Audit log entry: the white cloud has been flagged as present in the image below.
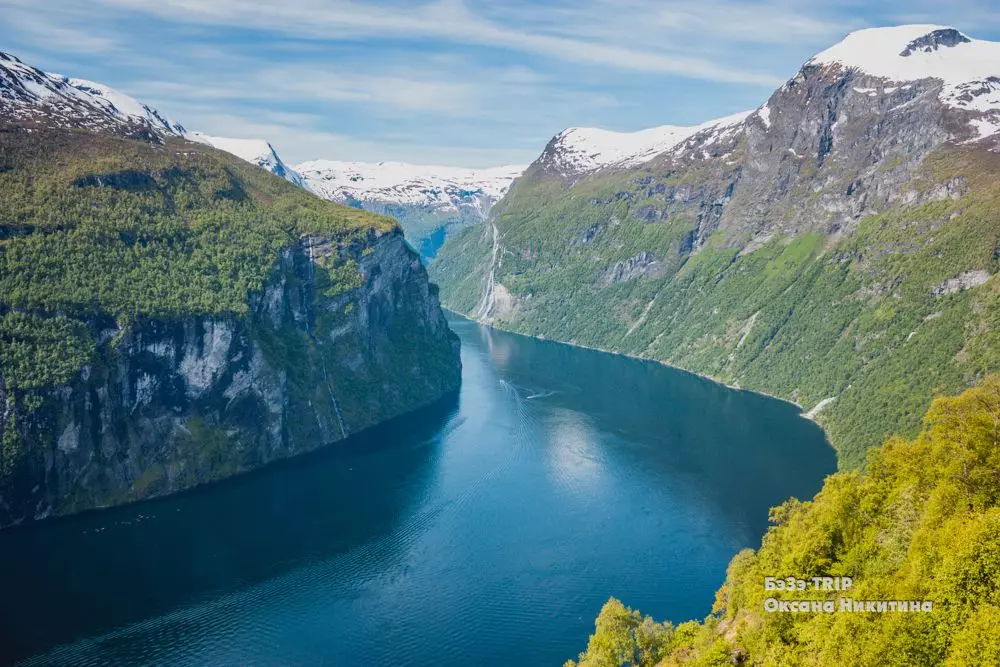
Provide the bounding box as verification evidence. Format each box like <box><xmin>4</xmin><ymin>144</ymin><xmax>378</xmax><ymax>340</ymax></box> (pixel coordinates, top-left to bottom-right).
<box><xmin>4</xmin><ymin>6</ymin><xmax>120</xmax><ymax>54</ymax></box>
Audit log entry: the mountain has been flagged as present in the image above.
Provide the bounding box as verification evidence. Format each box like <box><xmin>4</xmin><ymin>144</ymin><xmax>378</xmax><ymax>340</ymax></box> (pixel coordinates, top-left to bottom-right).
<box><xmin>0</xmin><ymin>51</ymin><xmax>186</xmax><ymax>137</ymax></box>
<box><xmin>430</xmin><ymin>25</ymin><xmax>1000</xmax><ymax>467</ymax></box>
<box><xmin>297</xmin><ymin>160</ymin><xmax>525</xmax><ymax>260</ymax></box>
<box><xmin>189</xmin><ymin>132</ymin><xmax>305</xmax><ymax>186</ymax></box>
<box><xmin>1</xmin><ymin>50</ymin><xmax>308</xmax><ymax>188</ymax></box>
<box><xmin>0</xmin><ymin>51</ymin><xmax>461</xmax><ymax>528</ymax></box>
<box><xmin>539</xmin><ymin>110</ymin><xmax>752</xmax><ymax>176</ymax></box>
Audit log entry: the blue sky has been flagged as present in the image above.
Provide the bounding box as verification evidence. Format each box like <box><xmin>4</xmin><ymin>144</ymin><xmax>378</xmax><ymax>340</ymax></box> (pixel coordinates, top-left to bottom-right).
<box><xmin>3</xmin><ymin>0</ymin><xmax>1000</xmax><ymax>167</ymax></box>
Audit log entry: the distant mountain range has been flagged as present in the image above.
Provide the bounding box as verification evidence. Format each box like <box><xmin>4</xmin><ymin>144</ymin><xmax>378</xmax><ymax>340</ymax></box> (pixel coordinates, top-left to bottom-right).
<box><xmin>296</xmin><ymin>160</ymin><xmax>525</xmax><ymax>259</ymax></box>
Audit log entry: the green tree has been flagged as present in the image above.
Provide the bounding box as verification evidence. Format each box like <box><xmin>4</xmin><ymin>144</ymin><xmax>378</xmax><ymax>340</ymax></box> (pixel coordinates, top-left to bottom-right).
<box><xmin>567</xmin><ymin>598</ymin><xmax>674</xmax><ymax>667</ymax></box>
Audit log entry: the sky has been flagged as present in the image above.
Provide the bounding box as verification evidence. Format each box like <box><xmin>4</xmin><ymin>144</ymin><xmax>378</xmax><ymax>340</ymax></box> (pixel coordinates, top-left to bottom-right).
<box><xmin>2</xmin><ymin>0</ymin><xmax>1000</xmax><ymax>168</ymax></box>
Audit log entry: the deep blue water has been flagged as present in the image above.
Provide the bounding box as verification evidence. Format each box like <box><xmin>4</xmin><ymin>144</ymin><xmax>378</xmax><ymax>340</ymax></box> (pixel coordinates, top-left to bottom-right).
<box><xmin>0</xmin><ymin>315</ymin><xmax>834</xmax><ymax>666</ymax></box>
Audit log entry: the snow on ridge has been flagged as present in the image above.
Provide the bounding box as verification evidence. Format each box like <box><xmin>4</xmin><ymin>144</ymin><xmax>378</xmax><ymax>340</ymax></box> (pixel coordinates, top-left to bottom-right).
<box><xmin>0</xmin><ymin>50</ymin><xmax>186</xmax><ymax>136</ymax></box>
<box><xmin>69</xmin><ymin>78</ymin><xmax>186</xmax><ymax>135</ymax></box>
<box><xmin>549</xmin><ymin>110</ymin><xmax>754</xmax><ymax>174</ymax></box>
<box><xmin>190</xmin><ymin>132</ymin><xmax>304</xmax><ymax>186</ymax></box>
<box><xmin>809</xmin><ymin>25</ymin><xmax>1000</xmax><ymax>138</ymax></box>
<box><xmin>295</xmin><ymin>160</ymin><xmax>526</xmax><ymax>209</ymax></box>
<box><xmin>807</xmin><ymin>25</ymin><xmax>992</xmax><ymax>84</ymax></box>
<box><xmin>189</xmin><ymin>133</ymin><xmax>274</xmax><ymax>162</ymax></box>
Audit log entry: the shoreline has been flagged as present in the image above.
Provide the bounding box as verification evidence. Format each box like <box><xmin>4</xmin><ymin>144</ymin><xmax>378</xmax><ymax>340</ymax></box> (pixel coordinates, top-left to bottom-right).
<box><xmin>443</xmin><ymin>307</ymin><xmax>839</xmax><ymax>455</ymax></box>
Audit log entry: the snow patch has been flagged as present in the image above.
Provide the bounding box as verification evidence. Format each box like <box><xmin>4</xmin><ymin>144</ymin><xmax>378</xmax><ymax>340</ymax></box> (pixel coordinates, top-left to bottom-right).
<box><xmin>296</xmin><ymin>160</ymin><xmax>525</xmax><ymax>210</ymax></box>
<box><xmin>810</xmin><ymin>26</ymin><xmax>1000</xmax><ymax>138</ymax></box>
<box><xmin>756</xmin><ymin>104</ymin><xmax>771</xmax><ymax>128</ymax></box>
<box><xmin>547</xmin><ymin>110</ymin><xmax>753</xmax><ymax>174</ymax></box>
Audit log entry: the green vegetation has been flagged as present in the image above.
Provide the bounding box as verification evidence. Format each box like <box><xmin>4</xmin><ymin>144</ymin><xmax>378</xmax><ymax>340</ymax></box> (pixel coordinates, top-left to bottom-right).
<box><xmin>432</xmin><ymin>147</ymin><xmax>1000</xmax><ymax>467</ymax></box>
<box><xmin>0</xmin><ymin>312</ymin><xmax>95</xmax><ymax>390</ymax></box>
<box><xmin>564</xmin><ymin>598</ymin><xmax>681</xmax><ymax>667</ymax></box>
<box><xmin>0</xmin><ymin>126</ymin><xmax>395</xmax><ymax>389</ymax></box>
<box><xmin>570</xmin><ymin>376</ymin><xmax>1000</xmax><ymax>666</ymax></box>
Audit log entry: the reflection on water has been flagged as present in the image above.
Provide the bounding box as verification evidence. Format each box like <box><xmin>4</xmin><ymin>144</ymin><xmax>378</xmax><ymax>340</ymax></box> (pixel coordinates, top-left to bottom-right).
<box><xmin>547</xmin><ymin>409</ymin><xmax>605</xmax><ymax>492</ymax></box>
<box><xmin>1</xmin><ymin>314</ymin><xmax>835</xmax><ymax>667</ymax></box>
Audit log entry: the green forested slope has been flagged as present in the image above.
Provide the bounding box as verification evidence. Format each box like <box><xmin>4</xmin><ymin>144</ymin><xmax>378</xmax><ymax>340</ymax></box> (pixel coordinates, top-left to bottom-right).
<box><xmin>432</xmin><ymin>147</ymin><xmax>1000</xmax><ymax>468</ymax></box>
<box><xmin>0</xmin><ymin>126</ymin><xmax>395</xmax><ymax>391</ymax></box>
<box><xmin>567</xmin><ymin>377</ymin><xmax>1000</xmax><ymax>666</ymax></box>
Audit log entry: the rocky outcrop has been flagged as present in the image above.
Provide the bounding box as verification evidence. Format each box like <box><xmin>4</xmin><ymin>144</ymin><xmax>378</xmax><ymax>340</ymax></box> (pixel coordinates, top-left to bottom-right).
<box><xmin>932</xmin><ymin>269</ymin><xmax>991</xmax><ymax>295</ymax></box>
<box><xmin>0</xmin><ymin>229</ymin><xmax>460</xmax><ymax>528</ymax></box>
<box><xmin>603</xmin><ymin>252</ymin><xmax>664</xmax><ymax>285</ymax></box>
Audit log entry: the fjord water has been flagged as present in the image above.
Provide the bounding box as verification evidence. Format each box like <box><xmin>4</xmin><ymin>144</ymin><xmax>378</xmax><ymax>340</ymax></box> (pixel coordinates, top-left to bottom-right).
<box><xmin>0</xmin><ymin>315</ymin><xmax>834</xmax><ymax>666</ymax></box>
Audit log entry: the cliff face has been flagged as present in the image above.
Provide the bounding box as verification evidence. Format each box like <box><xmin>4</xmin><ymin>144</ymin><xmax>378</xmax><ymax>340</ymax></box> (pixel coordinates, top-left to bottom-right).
<box><xmin>0</xmin><ymin>50</ymin><xmax>465</xmax><ymax>529</ymax></box>
<box><xmin>0</xmin><ymin>228</ymin><xmax>459</xmax><ymax>529</ymax></box>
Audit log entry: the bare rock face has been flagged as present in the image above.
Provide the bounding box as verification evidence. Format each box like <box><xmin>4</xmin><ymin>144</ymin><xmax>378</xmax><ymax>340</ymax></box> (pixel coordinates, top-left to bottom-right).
<box><xmin>932</xmin><ymin>269</ymin><xmax>991</xmax><ymax>295</ymax></box>
<box><xmin>0</xmin><ymin>230</ymin><xmax>460</xmax><ymax>528</ymax></box>
<box><xmin>603</xmin><ymin>252</ymin><xmax>664</xmax><ymax>285</ymax></box>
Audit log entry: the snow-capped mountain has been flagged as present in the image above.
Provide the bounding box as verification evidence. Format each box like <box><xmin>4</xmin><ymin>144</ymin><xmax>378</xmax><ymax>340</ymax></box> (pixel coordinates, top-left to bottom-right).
<box><xmin>189</xmin><ymin>132</ymin><xmax>304</xmax><ymax>186</ymax></box>
<box><xmin>807</xmin><ymin>25</ymin><xmax>1000</xmax><ymax>139</ymax></box>
<box><xmin>296</xmin><ymin>160</ymin><xmax>525</xmax><ymax>259</ymax></box>
<box><xmin>296</xmin><ymin>160</ymin><xmax>524</xmax><ymax>210</ymax></box>
<box><xmin>543</xmin><ymin>111</ymin><xmax>753</xmax><ymax>175</ymax></box>
<box><xmin>0</xmin><ymin>50</ymin><xmax>307</xmax><ymax>187</ymax></box>
<box><xmin>0</xmin><ymin>51</ymin><xmax>185</xmax><ymax>137</ymax></box>
<box><xmin>535</xmin><ymin>25</ymin><xmax>1000</xmax><ymax>179</ymax></box>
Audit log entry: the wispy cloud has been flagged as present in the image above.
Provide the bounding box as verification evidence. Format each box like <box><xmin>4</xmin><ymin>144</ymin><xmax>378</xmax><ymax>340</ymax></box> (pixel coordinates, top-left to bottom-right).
<box><xmin>4</xmin><ymin>6</ymin><xmax>120</xmax><ymax>55</ymax></box>
<box><xmin>59</xmin><ymin>0</ymin><xmax>787</xmax><ymax>84</ymax></box>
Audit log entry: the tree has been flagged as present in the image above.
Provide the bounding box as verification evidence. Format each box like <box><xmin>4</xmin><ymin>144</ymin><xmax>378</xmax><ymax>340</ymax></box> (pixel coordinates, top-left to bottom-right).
<box><xmin>566</xmin><ymin>597</ymin><xmax>674</xmax><ymax>667</ymax></box>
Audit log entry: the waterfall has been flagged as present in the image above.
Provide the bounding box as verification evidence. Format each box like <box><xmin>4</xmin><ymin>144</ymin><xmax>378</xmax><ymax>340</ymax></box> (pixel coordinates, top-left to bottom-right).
<box><xmin>476</xmin><ymin>219</ymin><xmax>501</xmax><ymax>320</ymax></box>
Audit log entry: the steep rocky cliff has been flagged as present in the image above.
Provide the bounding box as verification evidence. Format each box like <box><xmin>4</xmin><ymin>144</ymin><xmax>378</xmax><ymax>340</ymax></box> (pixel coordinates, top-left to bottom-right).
<box><xmin>0</xmin><ymin>228</ymin><xmax>458</xmax><ymax>527</ymax></box>
<box><xmin>0</xmin><ymin>52</ymin><xmax>461</xmax><ymax>528</ymax></box>
<box><xmin>431</xmin><ymin>25</ymin><xmax>1000</xmax><ymax>466</ymax></box>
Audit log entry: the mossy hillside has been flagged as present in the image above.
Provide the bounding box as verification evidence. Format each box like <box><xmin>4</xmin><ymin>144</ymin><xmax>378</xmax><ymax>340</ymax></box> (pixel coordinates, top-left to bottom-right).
<box><xmin>433</xmin><ymin>146</ymin><xmax>1000</xmax><ymax>468</ymax></box>
<box><xmin>0</xmin><ymin>127</ymin><xmax>393</xmax><ymax>431</ymax></box>
<box><xmin>569</xmin><ymin>377</ymin><xmax>1000</xmax><ymax>666</ymax></box>
<box><xmin>0</xmin><ymin>125</ymin><xmax>395</xmax><ymax>323</ymax></box>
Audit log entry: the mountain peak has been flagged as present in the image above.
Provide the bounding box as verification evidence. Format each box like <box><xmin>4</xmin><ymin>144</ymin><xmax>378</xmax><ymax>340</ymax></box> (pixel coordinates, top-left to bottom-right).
<box><xmin>898</xmin><ymin>27</ymin><xmax>971</xmax><ymax>57</ymax></box>
<box><xmin>543</xmin><ymin>110</ymin><xmax>753</xmax><ymax>175</ymax></box>
<box><xmin>0</xmin><ymin>51</ymin><xmax>185</xmax><ymax>137</ymax></box>
<box><xmin>808</xmin><ymin>25</ymin><xmax>995</xmax><ymax>85</ymax></box>
<box><xmin>189</xmin><ymin>132</ymin><xmax>303</xmax><ymax>186</ymax></box>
